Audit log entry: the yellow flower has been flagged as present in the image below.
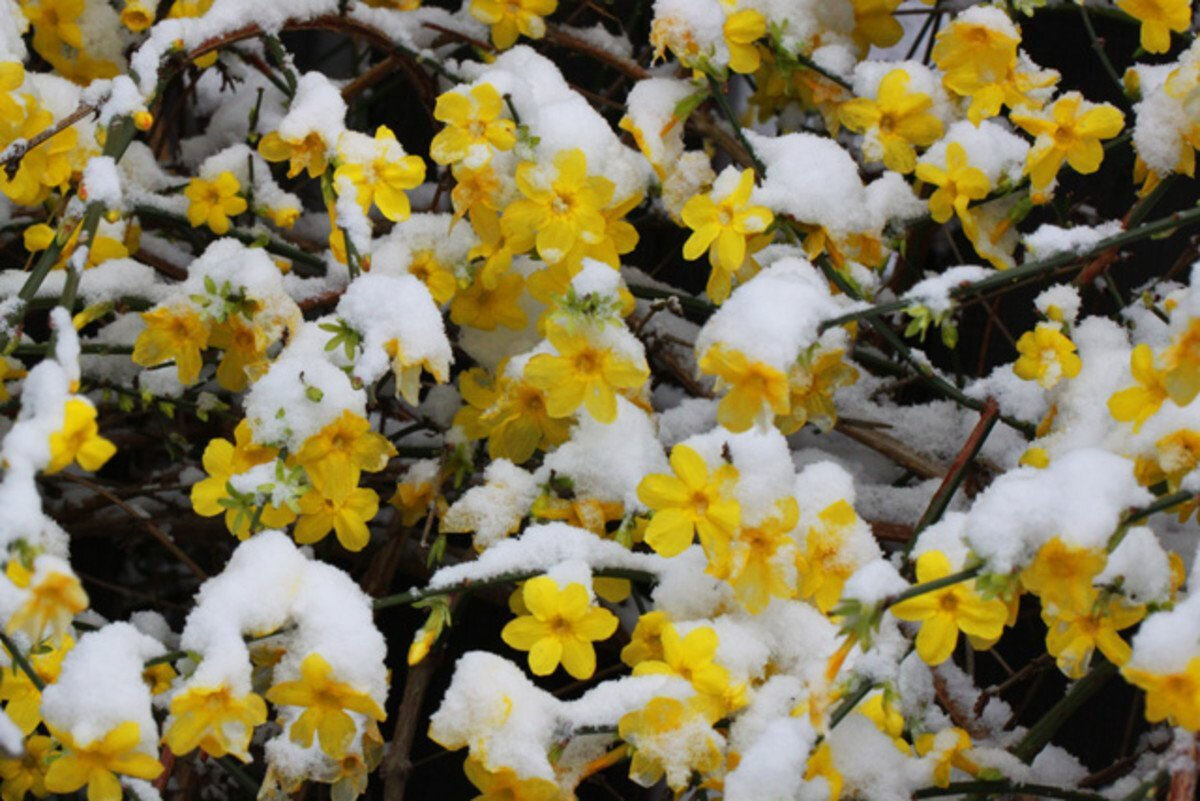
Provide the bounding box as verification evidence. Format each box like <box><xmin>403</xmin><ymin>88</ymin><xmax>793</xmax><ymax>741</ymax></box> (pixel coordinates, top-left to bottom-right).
<box><xmin>46</xmin><ymin>399</ymin><xmax>116</xmax><ymax>475</ymax></box>
<box><xmin>257</xmin><ymin>130</ymin><xmax>328</xmax><ymax>179</ymax></box>
<box><xmin>1011</xmin><ymin>93</ymin><xmax>1124</xmax><ymax>193</ymax></box>
<box><xmin>932</xmin><ymin>16</ymin><xmax>1019</xmax><ymax>124</ymax></box>
<box><xmin>290</xmin><ymin>410</ymin><xmax>396</xmax><ymax>498</ymax></box>
<box><xmin>294</xmin><ymin>485</ymin><xmax>380</xmax><ymax>552</ymax></box>
<box><xmin>0</xmin><ymin>99</ymin><xmax>76</xmax><ymax>207</ymax></box>
<box><xmin>777</xmin><ymin>348</ymin><xmax>859</xmax><ymax>434</ymax></box>
<box><xmin>681</xmin><ymin>169</ymin><xmax>774</xmax><ymax>304</ymax></box>
<box><xmin>1013</xmin><ymin>323</ymin><xmax>1082</xmax><ymax>389</ymax></box>
<box><xmin>0</xmin><ymin>734</ymin><xmax>52</xmax><ymax>801</ymax></box>
<box><xmin>120</xmin><ymin>0</ymin><xmax>154</xmax><ymax>31</ymax></box>
<box><xmin>914</xmin><ymin>727</ymin><xmax>979</xmax><ymax>787</ymax></box>
<box><xmin>132</xmin><ymin>305</ymin><xmax>211</xmax><ymax>386</ymax></box>
<box><xmin>407</xmin><ymin>249</ymin><xmax>458</xmax><ymax>305</ymax></box>
<box><xmin>1117</xmin><ymin>0</ymin><xmax>1190</xmax><ymax>53</ymax></box>
<box><xmin>266</xmin><ymin>653</ymin><xmax>386</xmax><ymax>759</ymax></box>
<box><xmin>384</xmin><ymin>338</ymin><xmax>448</xmax><ymax>408</ymax></box>
<box><xmin>804</xmin><ymin>742</ymin><xmax>843</xmax><ymax>801</ymax></box>
<box><xmin>0</xmin><ymin>635</ymin><xmax>71</xmax><ymax>734</ymax></box>
<box><xmin>890</xmin><ymin>550</ymin><xmax>1008</xmax><ymax>666</ymax></box>
<box><xmin>698</xmin><ymin>345</ymin><xmax>790</xmax><ymax>433</ymax></box>
<box><xmin>858</xmin><ymin>690</ymin><xmax>909</xmax><ymax>752</ymax></box>
<box><xmin>840</xmin><ymin>69</ymin><xmax>944</xmax><ymax>174</ymax></box>
<box><xmin>451</xmin><ymin>162</ymin><xmax>503</xmax><ymax>222</ymax></box>
<box><xmin>334</xmin><ymin>125</ymin><xmax>426</xmax><ymax>222</ymax></box>
<box><xmin>0</xmin><ymin>357</ymin><xmax>26</xmax><ymax>403</ymax></box>
<box><xmin>462</xmin><ymin>757</ymin><xmax>562</xmax><ymax>801</ymax></box>
<box><xmin>184</xmin><ymin>171</ymin><xmax>248</xmax><ymax>235</ymax></box>
<box><xmin>24</xmin><ymin>222</ymin><xmax>129</xmax><ymax>272</ymax></box>
<box><xmin>209</xmin><ymin>316</ymin><xmax>269</xmax><ymax>393</ymax></box>
<box><xmin>7</xmin><ymin>566</ymin><xmax>87</xmax><ymax>646</ymax></box>
<box><xmin>636</xmin><ymin>443</ymin><xmax>740</xmax><ymax>559</ymax></box>
<box><xmin>916</xmin><ymin>142</ymin><xmax>989</xmax><ymax>236</ymax></box>
<box><xmin>470</xmin><ymin>0</ymin><xmax>557</xmax><ymax>50</ymax></box>
<box><xmin>723</xmin><ymin>9</ymin><xmax>766</xmax><ymax>75</ymax></box>
<box><xmin>1043</xmin><ymin>592</ymin><xmax>1144</xmax><ymax>679</ymax></box>
<box><xmin>189</xmin><ymin>421</ymin><xmax>291</xmax><ymax>537</ymax></box>
<box><xmin>501</xmin><ymin>149</ymin><xmax>614</xmax><ymax>266</ymax></box>
<box><xmin>142</xmin><ymin>663</ymin><xmax>175</xmax><ymax>695</ymax></box>
<box><xmin>851</xmin><ymin>0</ymin><xmax>903</xmax><ymax>52</ymax></box>
<box><xmin>533</xmin><ymin>494</ymin><xmax>625</xmax><ymax>536</ymax></box>
<box><xmin>795</xmin><ymin>499</ymin><xmax>860</xmax><ymax>614</ymax></box>
<box><xmin>388</xmin><ymin>479</ymin><xmax>437</xmax><ymax>528</ymax></box>
<box><xmin>456</xmin><ymin>367</ymin><xmax>570</xmax><ymax>464</ymax></box>
<box><xmin>1122</xmin><ymin>655</ymin><xmax>1200</xmax><ymax>731</ymax></box>
<box><xmin>559</xmin><ymin>190</ymin><xmax>643</xmax><ymax>270</ymax></box>
<box><xmin>430</xmin><ymin>84</ymin><xmax>517</xmax><ymax>167</ymax></box>
<box><xmin>1163</xmin><ymin>318</ymin><xmax>1200</xmax><ymax>405</ymax></box>
<box><xmin>712</xmin><ymin>497</ymin><xmax>798</xmax><ymax>614</ymax></box>
<box><xmin>618</xmin><ymin>696</ymin><xmax>722</xmax><ymax>792</ymax></box>
<box><xmin>449</xmin><ymin>271</ymin><xmax>528</xmax><ymax>331</ymax></box>
<box><xmin>621</xmin><ymin>610</ymin><xmax>671</xmax><ymax>667</ymax></box>
<box><xmin>1154</xmin><ymin>429</ymin><xmax>1200</xmax><ymax>494</ymax></box>
<box><xmin>1020</xmin><ymin>537</ymin><xmax>1106</xmax><ymax>614</ymax></box>
<box><xmin>44</xmin><ymin>722</ymin><xmax>163</xmax><ymax>801</ymax></box>
<box><xmin>523</xmin><ymin>323</ymin><xmax>648</xmax><ymax>424</ymax></box>
<box><xmin>500</xmin><ymin>575</ymin><xmax>618</xmax><ymax>679</ymax></box>
<box><xmin>163</xmin><ymin>685</ymin><xmax>268</xmax><ymax>760</ymax></box>
<box><xmin>1108</xmin><ymin>344</ymin><xmax>1167</xmax><ymax>432</ymax></box>
<box><xmin>633</xmin><ymin>623</ymin><xmax>743</xmax><ymax>722</ymax></box>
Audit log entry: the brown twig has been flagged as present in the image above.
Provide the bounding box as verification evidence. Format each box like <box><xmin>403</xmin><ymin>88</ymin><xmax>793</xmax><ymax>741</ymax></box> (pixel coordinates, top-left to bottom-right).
<box><xmin>1168</xmin><ymin>731</ymin><xmax>1199</xmax><ymax>801</ymax></box>
<box><xmin>380</xmin><ymin>598</ymin><xmax>458</xmax><ymax>801</ymax></box>
<box><xmin>52</xmin><ymin>472</ymin><xmax>208</xmax><ymax>580</ymax></box>
<box><xmin>3</xmin><ymin>102</ymin><xmax>98</xmax><ymax>178</ymax></box>
<box><xmin>834</xmin><ymin>418</ymin><xmax>945</xmax><ymax>480</ymax></box>
<box><xmin>341</xmin><ymin>53</ymin><xmax>404</xmax><ymax>100</ymax></box>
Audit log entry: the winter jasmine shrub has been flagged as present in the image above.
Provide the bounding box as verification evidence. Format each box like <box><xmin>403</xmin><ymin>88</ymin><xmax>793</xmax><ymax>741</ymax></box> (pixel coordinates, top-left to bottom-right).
<box><xmin>0</xmin><ymin>0</ymin><xmax>1196</xmax><ymax>799</ymax></box>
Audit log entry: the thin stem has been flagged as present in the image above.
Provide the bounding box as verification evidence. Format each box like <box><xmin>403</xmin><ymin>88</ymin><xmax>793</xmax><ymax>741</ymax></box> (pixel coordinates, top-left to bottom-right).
<box><xmin>914</xmin><ymin>780</ymin><xmax>1112</xmax><ymax>801</ymax></box>
<box><xmin>0</xmin><ymin>631</ymin><xmax>45</xmax><ymax>691</ymax></box>
<box><xmin>705</xmin><ymin>74</ymin><xmax>766</xmax><ymax>175</ymax></box>
<box><xmin>1010</xmin><ymin>660</ymin><xmax>1117</xmax><ymax>763</ymax></box>
<box><xmin>789</xmin><ymin>52</ymin><xmax>853</xmax><ymax>92</ymax></box>
<box><xmin>907</xmin><ymin>397</ymin><xmax>1000</xmax><ymax>554</ymax></box>
<box><xmin>1107</xmin><ymin>489</ymin><xmax>1196</xmax><ymax>550</ymax></box>
<box><xmin>884</xmin><ymin>565</ymin><xmax>982</xmax><ymax>610</ymax></box>
<box><xmin>133</xmin><ymin>204</ymin><xmax>326</xmax><ymax>274</ymax></box>
<box><xmin>820</xmin><ymin>203</ymin><xmax>1200</xmax><ymax>333</ymax></box>
<box><xmin>372</xmin><ymin>567</ymin><xmax>658</xmax><ymax>611</ymax></box>
<box><xmin>1078</xmin><ymin>4</ymin><xmax>1127</xmax><ymax>102</ymax></box>
<box><xmin>827</xmin><ymin>677</ymin><xmax>873</xmax><ymax>729</ymax></box>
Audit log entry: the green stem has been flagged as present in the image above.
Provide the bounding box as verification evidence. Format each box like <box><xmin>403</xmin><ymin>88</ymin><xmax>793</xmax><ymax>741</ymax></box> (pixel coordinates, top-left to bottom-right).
<box><xmin>12</xmin><ymin>343</ymin><xmax>134</xmax><ymax>356</ymax></box>
<box><xmin>884</xmin><ymin>565</ymin><xmax>982</xmax><ymax>610</ymax></box>
<box><xmin>1010</xmin><ymin>660</ymin><xmax>1117</xmax><ymax>763</ymax></box>
<box><xmin>789</xmin><ymin>52</ymin><xmax>853</xmax><ymax>92</ymax></box>
<box><xmin>820</xmin><ymin>203</ymin><xmax>1200</xmax><ymax>333</ymax></box>
<box><xmin>706</xmin><ymin>74</ymin><xmax>766</xmax><ymax>175</ymax></box>
<box><xmin>132</xmin><ymin>204</ymin><xmax>327</xmax><ymax>275</ymax></box>
<box><xmin>827</xmin><ymin>677</ymin><xmax>873</xmax><ymax>730</ymax></box>
<box><xmin>869</xmin><ymin>316</ymin><xmax>1036</xmax><ymax>437</ymax></box>
<box><xmin>626</xmin><ymin>283</ymin><xmax>716</xmax><ymax>324</ymax></box>
<box><xmin>1078</xmin><ymin>4</ymin><xmax>1127</xmax><ymax>102</ymax></box>
<box><xmin>372</xmin><ymin>567</ymin><xmax>658</xmax><ymax>611</ymax></box>
<box><xmin>914</xmin><ymin>780</ymin><xmax>1112</xmax><ymax>801</ymax></box>
<box><xmin>0</xmin><ymin>631</ymin><xmax>45</xmax><ymax>691</ymax></box>
<box><xmin>1107</xmin><ymin>489</ymin><xmax>1196</xmax><ymax>550</ymax></box>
